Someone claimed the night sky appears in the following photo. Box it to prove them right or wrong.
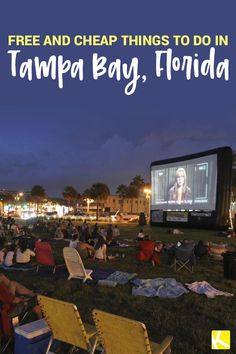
[0,1,235,196]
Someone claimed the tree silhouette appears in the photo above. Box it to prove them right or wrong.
[63,186,80,213]
[116,184,129,212]
[130,175,145,190]
[128,176,145,212]
[31,185,46,216]
[127,185,139,213]
[89,183,110,220]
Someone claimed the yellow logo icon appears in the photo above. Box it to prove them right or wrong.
[211,330,230,350]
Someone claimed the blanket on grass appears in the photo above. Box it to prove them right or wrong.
[105,271,137,284]
[0,264,36,271]
[38,267,135,284]
[185,281,234,298]
[132,278,189,298]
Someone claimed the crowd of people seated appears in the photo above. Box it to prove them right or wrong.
[53,220,121,243]
[1,214,231,269]
[0,217,30,238]
[0,237,36,268]
[0,218,123,266]
[67,223,120,261]
[1,213,233,354]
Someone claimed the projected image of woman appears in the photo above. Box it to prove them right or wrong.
[168,167,192,204]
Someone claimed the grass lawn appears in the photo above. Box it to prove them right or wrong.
[2,223,236,353]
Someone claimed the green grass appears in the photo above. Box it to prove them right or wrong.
[3,224,236,353]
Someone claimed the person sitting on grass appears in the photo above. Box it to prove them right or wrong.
[136,235,161,266]
[54,226,64,239]
[112,225,120,237]
[99,226,107,239]
[0,273,42,340]
[77,236,95,259]
[91,223,100,239]
[69,234,79,249]
[93,236,116,261]
[94,236,107,261]
[106,224,113,244]
[15,239,35,265]
[0,238,6,265]
[194,240,209,259]
[4,244,16,267]
[137,228,145,241]
[0,273,36,301]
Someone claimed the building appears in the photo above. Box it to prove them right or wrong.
[86,194,148,215]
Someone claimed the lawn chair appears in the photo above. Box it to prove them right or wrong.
[171,242,195,272]
[0,283,31,352]
[92,309,173,354]
[35,241,64,274]
[38,295,98,354]
[63,247,93,282]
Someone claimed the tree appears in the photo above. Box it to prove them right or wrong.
[82,188,93,199]
[31,185,46,216]
[128,175,146,213]
[127,185,139,213]
[130,175,145,190]
[88,183,110,220]
[116,184,129,212]
[116,176,147,214]
[62,186,80,213]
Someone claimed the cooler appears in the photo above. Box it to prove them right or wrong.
[14,318,51,354]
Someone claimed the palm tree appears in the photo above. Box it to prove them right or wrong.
[130,175,145,190]
[127,176,145,213]
[116,184,129,212]
[31,185,46,216]
[62,186,80,213]
[89,183,110,220]
[127,185,139,213]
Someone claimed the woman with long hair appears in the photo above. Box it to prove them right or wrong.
[168,167,192,204]
[16,239,35,264]
[94,236,107,261]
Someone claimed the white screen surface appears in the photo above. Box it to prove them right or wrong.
[151,154,217,211]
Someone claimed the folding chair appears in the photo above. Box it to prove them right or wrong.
[35,241,64,274]
[0,283,31,352]
[38,295,98,354]
[171,243,195,272]
[92,309,173,354]
[63,247,93,282]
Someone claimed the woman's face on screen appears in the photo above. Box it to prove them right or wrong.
[176,171,185,187]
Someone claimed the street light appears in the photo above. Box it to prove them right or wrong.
[144,188,151,220]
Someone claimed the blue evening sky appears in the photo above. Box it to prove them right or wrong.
[0,1,235,196]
